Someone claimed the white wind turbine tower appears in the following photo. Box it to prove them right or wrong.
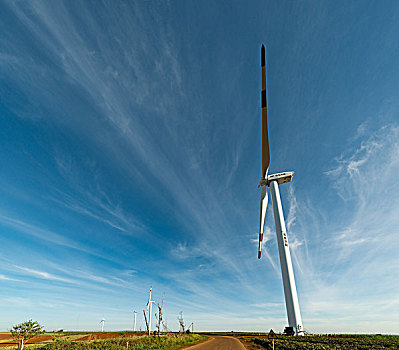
[257,44,304,336]
[133,311,137,332]
[146,286,155,336]
[100,317,105,332]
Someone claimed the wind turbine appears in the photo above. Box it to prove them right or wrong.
[257,44,304,336]
[133,311,137,332]
[146,286,155,336]
[100,317,105,332]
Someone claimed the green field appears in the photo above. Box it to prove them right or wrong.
[0,333,207,350]
[246,334,399,349]
[40,334,207,350]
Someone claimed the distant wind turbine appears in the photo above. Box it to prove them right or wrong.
[146,286,155,335]
[257,44,304,336]
[100,317,105,332]
[133,311,137,332]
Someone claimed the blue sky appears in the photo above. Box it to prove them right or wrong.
[1,0,399,333]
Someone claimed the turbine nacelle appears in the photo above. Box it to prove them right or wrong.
[258,171,294,187]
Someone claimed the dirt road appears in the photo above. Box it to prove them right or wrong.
[186,336,246,350]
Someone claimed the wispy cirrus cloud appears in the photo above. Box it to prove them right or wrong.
[283,123,399,331]
[6,261,139,294]
[0,274,20,281]
[2,0,399,333]
[326,123,399,250]
[2,1,247,269]
[50,151,145,235]
[0,214,93,254]
[1,3,260,321]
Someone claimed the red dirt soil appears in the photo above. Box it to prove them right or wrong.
[0,333,147,347]
[0,335,12,340]
[0,335,55,347]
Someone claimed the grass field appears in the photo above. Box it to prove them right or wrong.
[243,334,399,349]
[3,331,399,349]
[0,333,207,350]
[40,334,207,350]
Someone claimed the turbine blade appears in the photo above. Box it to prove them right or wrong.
[258,185,268,259]
[261,44,270,179]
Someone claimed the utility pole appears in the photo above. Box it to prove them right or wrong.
[178,312,185,333]
[156,304,163,335]
[143,310,149,334]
